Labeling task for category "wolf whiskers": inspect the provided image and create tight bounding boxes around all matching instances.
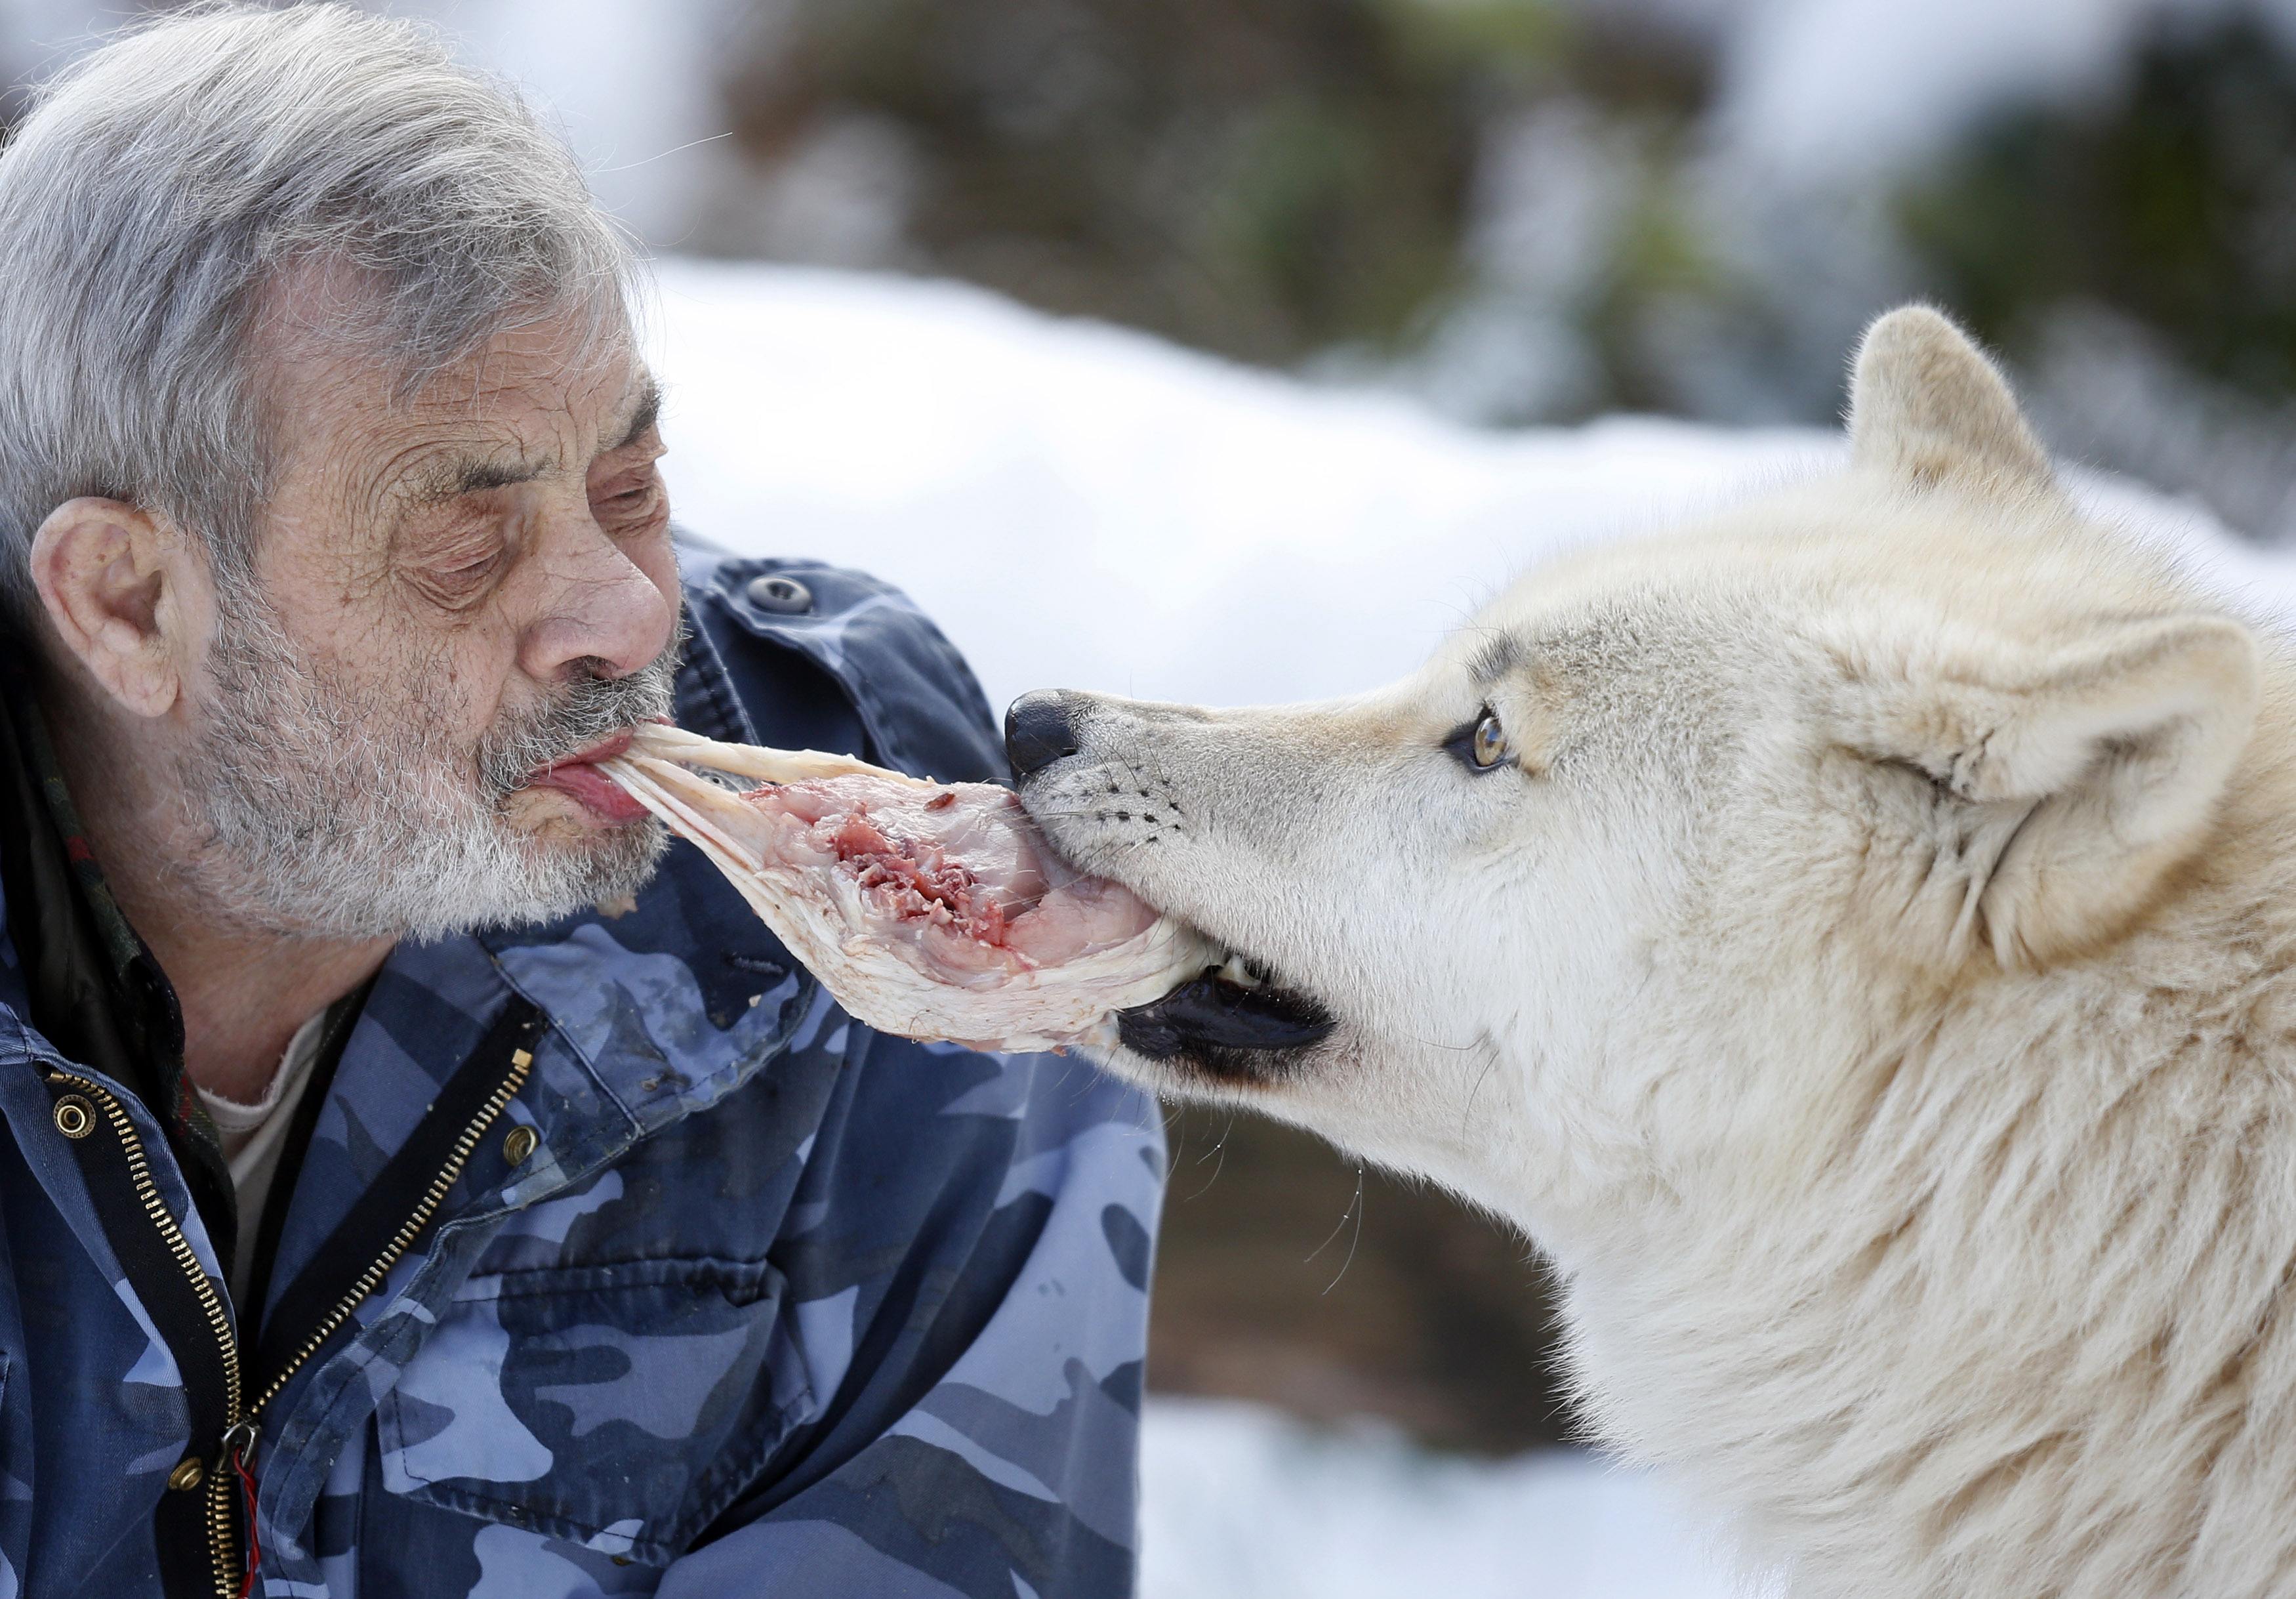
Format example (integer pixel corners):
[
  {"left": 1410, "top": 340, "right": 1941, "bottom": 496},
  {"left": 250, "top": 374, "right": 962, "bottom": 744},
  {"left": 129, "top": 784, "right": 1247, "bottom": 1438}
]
[{"left": 1306, "top": 1161, "right": 1366, "bottom": 1295}]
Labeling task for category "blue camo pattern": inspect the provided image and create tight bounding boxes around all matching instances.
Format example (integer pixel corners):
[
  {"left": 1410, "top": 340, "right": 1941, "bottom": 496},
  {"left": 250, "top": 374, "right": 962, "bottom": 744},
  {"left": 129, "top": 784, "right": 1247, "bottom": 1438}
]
[{"left": 0, "top": 550, "right": 1164, "bottom": 1596}]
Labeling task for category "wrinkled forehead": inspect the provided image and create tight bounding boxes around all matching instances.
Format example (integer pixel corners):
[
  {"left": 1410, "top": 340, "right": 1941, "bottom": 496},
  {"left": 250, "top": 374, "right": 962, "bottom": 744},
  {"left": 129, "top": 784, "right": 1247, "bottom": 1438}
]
[
  {"left": 243, "top": 262, "right": 647, "bottom": 547},
  {"left": 377, "top": 321, "right": 649, "bottom": 484},
  {"left": 257, "top": 270, "right": 638, "bottom": 450}
]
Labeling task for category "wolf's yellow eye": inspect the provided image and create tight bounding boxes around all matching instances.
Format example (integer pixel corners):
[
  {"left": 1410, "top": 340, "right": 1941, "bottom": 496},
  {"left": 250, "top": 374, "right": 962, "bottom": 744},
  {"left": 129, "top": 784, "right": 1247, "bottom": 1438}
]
[
  {"left": 1470, "top": 711, "right": 1510, "bottom": 769},
  {"left": 1443, "top": 706, "right": 1517, "bottom": 774}
]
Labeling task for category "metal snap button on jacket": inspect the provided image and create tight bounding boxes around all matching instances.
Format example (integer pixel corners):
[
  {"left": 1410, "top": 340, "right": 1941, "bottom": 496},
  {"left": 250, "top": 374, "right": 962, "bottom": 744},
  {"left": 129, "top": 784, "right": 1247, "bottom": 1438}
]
[
  {"left": 744, "top": 573, "right": 813, "bottom": 614},
  {"left": 503, "top": 1124, "right": 539, "bottom": 1167},
  {"left": 52, "top": 1094, "right": 92, "bottom": 1138},
  {"left": 167, "top": 1458, "right": 204, "bottom": 1493}
]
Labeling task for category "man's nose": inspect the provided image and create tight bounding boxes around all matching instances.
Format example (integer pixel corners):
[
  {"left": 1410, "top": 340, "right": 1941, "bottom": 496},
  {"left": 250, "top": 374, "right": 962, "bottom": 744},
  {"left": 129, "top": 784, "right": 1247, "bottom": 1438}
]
[
  {"left": 1005, "top": 690, "right": 1084, "bottom": 778},
  {"left": 520, "top": 522, "right": 678, "bottom": 684}
]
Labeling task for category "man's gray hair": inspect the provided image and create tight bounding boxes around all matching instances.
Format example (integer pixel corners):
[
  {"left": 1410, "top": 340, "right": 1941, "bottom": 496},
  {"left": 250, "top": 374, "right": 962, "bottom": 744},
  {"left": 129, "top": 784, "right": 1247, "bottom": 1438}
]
[{"left": 0, "top": 1, "right": 640, "bottom": 621}]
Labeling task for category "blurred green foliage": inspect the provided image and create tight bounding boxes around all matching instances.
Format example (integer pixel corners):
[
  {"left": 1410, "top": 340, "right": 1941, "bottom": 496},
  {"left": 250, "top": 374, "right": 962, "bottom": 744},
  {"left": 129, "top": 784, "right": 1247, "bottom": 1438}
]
[
  {"left": 1902, "top": 11, "right": 2296, "bottom": 401},
  {"left": 728, "top": 0, "right": 2296, "bottom": 445},
  {"left": 729, "top": 0, "right": 1569, "bottom": 363},
  {"left": 1578, "top": 129, "right": 1726, "bottom": 415}
]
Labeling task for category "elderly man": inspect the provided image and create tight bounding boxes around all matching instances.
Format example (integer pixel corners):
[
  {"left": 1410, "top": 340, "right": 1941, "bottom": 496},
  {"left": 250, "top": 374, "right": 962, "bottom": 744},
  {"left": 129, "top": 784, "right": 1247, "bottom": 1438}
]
[{"left": 0, "top": 7, "right": 1160, "bottom": 1596}]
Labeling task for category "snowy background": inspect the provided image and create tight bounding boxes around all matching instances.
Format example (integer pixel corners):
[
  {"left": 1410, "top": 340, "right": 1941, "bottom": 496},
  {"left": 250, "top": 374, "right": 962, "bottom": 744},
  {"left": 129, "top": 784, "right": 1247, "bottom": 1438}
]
[
  {"left": 645, "top": 256, "right": 2296, "bottom": 719},
  {"left": 647, "top": 257, "right": 1833, "bottom": 715},
  {"left": 8, "top": 2, "right": 2296, "bottom": 1592}
]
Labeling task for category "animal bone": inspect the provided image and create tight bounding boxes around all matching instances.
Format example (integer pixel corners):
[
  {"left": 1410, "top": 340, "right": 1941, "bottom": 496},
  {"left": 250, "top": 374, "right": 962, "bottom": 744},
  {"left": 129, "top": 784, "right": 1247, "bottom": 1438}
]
[{"left": 604, "top": 726, "right": 1215, "bottom": 1050}]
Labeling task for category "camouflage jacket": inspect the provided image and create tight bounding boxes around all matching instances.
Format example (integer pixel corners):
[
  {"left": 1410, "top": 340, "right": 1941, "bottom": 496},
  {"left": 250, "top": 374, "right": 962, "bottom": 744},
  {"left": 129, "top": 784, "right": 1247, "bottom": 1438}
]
[{"left": 0, "top": 549, "right": 1163, "bottom": 1598}]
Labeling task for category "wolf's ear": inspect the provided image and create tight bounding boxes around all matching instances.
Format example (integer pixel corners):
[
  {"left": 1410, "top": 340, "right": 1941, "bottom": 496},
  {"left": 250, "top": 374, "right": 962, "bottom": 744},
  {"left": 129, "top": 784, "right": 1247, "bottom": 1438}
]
[
  {"left": 1840, "top": 612, "right": 2258, "bottom": 967},
  {"left": 1847, "top": 306, "right": 2057, "bottom": 498}
]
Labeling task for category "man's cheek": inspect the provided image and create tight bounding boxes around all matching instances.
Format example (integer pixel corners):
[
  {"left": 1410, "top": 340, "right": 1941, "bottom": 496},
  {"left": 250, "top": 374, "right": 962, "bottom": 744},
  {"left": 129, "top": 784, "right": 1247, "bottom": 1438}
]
[{"left": 415, "top": 633, "right": 516, "bottom": 761}]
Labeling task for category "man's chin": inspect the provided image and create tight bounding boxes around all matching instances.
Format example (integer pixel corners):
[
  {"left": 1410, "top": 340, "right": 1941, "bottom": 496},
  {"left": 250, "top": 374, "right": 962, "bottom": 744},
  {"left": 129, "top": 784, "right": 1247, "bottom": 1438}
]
[
  {"left": 191, "top": 806, "right": 670, "bottom": 943},
  {"left": 562, "top": 823, "right": 670, "bottom": 919},
  {"left": 370, "top": 804, "right": 670, "bottom": 941},
  {"left": 514, "top": 807, "right": 670, "bottom": 902}
]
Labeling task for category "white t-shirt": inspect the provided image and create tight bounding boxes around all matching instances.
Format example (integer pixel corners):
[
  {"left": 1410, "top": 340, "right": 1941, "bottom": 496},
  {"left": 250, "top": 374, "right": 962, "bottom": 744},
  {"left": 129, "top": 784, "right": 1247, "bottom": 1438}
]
[{"left": 195, "top": 1008, "right": 332, "bottom": 1308}]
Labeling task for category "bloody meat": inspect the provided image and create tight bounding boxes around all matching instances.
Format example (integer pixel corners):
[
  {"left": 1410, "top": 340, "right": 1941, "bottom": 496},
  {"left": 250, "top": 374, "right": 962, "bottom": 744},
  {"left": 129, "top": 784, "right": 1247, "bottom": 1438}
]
[{"left": 604, "top": 728, "right": 1213, "bottom": 1049}]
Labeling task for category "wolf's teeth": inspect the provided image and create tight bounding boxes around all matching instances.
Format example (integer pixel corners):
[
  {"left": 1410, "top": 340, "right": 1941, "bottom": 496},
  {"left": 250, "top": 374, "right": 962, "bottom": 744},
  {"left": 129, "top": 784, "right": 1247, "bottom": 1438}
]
[{"left": 1215, "top": 953, "right": 1264, "bottom": 989}]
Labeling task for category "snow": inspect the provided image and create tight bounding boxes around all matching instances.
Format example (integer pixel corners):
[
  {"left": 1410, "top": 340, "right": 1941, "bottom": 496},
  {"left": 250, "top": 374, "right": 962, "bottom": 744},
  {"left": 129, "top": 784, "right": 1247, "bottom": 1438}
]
[
  {"left": 649, "top": 258, "right": 1834, "bottom": 718},
  {"left": 647, "top": 257, "right": 2288, "bottom": 722},
  {"left": 1138, "top": 1397, "right": 1763, "bottom": 1599}
]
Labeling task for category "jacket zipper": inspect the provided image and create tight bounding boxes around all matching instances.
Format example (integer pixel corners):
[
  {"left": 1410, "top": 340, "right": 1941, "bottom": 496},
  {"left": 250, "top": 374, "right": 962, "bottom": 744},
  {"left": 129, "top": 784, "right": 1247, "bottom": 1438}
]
[{"left": 49, "top": 1045, "right": 535, "bottom": 1598}]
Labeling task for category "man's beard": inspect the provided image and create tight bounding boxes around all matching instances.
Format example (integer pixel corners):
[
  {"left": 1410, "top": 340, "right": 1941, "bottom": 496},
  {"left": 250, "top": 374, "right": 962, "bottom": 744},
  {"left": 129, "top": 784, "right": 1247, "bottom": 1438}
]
[{"left": 176, "top": 585, "right": 677, "bottom": 942}]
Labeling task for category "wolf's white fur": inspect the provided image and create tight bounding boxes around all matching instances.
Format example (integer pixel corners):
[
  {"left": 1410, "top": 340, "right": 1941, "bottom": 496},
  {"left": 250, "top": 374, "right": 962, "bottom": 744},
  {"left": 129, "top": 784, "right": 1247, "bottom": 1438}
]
[{"left": 1025, "top": 308, "right": 2296, "bottom": 1597}]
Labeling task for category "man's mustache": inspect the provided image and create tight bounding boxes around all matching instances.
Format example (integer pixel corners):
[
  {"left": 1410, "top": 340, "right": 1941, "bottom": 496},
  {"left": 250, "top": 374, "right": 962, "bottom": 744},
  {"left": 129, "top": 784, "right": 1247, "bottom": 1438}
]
[{"left": 481, "top": 632, "right": 684, "bottom": 797}]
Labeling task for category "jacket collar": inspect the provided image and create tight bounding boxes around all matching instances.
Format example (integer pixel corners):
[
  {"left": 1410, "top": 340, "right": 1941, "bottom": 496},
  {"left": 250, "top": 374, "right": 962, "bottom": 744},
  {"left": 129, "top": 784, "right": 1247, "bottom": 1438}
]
[{"left": 0, "top": 661, "right": 239, "bottom": 1243}]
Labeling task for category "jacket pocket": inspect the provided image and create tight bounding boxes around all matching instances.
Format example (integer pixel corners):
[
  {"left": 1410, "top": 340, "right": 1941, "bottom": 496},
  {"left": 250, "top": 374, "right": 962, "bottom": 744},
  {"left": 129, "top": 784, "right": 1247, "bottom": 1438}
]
[{"left": 375, "top": 1255, "right": 809, "bottom": 1564}]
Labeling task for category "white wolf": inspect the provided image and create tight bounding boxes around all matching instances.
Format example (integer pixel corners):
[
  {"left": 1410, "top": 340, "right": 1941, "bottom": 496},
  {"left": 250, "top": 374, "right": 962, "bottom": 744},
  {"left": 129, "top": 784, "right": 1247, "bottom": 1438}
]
[{"left": 1008, "top": 308, "right": 2296, "bottom": 1598}]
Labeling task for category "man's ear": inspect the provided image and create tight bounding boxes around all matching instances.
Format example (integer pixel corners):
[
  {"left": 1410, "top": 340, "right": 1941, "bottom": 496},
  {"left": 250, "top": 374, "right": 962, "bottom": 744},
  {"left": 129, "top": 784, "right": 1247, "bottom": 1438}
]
[
  {"left": 1847, "top": 305, "right": 2059, "bottom": 500},
  {"left": 1836, "top": 612, "right": 2259, "bottom": 968},
  {"left": 28, "top": 497, "right": 208, "bottom": 718}
]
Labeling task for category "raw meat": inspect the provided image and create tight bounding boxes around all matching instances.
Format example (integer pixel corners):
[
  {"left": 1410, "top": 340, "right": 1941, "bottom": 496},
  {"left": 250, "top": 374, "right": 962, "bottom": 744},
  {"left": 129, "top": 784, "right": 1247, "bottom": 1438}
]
[{"left": 604, "top": 725, "right": 1214, "bottom": 1050}]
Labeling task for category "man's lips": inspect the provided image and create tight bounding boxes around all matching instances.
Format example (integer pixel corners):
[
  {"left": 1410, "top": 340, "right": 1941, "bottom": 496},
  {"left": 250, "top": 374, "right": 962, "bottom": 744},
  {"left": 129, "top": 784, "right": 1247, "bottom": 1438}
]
[{"left": 525, "top": 732, "right": 647, "bottom": 823}]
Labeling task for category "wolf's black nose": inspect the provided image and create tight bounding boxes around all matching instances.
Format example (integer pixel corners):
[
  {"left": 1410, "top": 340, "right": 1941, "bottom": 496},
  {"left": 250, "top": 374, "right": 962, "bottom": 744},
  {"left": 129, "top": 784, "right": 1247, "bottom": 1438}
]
[{"left": 1005, "top": 691, "right": 1080, "bottom": 779}]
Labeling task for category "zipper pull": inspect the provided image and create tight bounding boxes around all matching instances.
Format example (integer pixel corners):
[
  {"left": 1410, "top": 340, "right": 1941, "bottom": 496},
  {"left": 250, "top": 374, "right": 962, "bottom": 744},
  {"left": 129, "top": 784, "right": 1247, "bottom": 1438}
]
[{"left": 221, "top": 1421, "right": 260, "bottom": 1598}]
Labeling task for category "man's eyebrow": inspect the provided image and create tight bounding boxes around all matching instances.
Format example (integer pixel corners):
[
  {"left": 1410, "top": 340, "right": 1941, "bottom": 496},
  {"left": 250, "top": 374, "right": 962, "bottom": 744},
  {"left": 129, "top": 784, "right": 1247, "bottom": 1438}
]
[
  {"left": 409, "top": 453, "right": 550, "bottom": 505},
  {"left": 609, "top": 377, "right": 663, "bottom": 453}
]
